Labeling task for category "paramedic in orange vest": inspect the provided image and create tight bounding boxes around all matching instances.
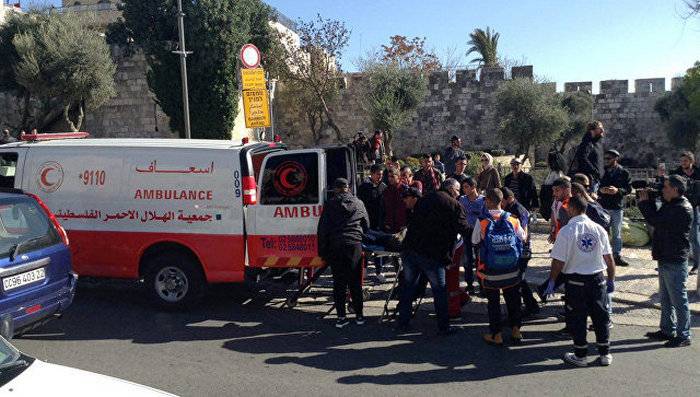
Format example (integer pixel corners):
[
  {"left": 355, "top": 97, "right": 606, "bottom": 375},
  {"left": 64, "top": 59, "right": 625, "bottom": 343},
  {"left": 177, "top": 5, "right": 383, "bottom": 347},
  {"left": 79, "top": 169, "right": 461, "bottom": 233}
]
[
  {"left": 538, "top": 177, "right": 573, "bottom": 302},
  {"left": 472, "top": 188, "right": 527, "bottom": 346}
]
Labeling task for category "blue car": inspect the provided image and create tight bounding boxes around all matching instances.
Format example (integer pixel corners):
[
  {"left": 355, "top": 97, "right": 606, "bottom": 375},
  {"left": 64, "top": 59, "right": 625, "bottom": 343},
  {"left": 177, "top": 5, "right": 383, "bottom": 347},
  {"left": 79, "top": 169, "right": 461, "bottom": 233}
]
[{"left": 0, "top": 190, "right": 76, "bottom": 338}]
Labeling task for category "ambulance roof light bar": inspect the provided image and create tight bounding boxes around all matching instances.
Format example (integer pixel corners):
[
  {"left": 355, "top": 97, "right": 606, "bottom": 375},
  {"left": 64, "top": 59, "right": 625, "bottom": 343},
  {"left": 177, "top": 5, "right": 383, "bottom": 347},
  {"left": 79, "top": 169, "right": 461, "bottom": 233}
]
[{"left": 20, "top": 132, "right": 90, "bottom": 142}]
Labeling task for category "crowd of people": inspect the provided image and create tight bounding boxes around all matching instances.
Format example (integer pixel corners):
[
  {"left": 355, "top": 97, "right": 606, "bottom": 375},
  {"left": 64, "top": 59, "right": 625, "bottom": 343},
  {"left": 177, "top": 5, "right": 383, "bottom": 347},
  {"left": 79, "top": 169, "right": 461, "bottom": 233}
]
[{"left": 323, "top": 120, "right": 695, "bottom": 367}]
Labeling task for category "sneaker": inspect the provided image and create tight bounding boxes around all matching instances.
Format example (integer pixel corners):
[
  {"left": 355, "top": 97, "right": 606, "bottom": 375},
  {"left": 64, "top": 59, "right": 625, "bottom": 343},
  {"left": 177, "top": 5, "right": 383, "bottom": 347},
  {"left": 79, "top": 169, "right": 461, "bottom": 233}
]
[
  {"left": 645, "top": 330, "right": 673, "bottom": 341},
  {"left": 355, "top": 316, "right": 365, "bottom": 325},
  {"left": 375, "top": 273, "right": 387, "bottom": 283},
  {"left": 664, "top": 337, "right": 692, "bottom": 348},
  {"left": 599, "top": 354, "right": 613, "bottom": 366},
  {"left": 335, "top": 318, "right": 350, "bottom": 329},
  {"left": 563, "top": 352, "right": 588, "bottom": 367},
  {"left": 614, "top": 254, "right": 629, "bottom": 267},
  {"left": 690, "top": 266, "right": 698, "bottom": 275},
  {"left": 483, "top": 332, "right": 504, "bottom": 346}
]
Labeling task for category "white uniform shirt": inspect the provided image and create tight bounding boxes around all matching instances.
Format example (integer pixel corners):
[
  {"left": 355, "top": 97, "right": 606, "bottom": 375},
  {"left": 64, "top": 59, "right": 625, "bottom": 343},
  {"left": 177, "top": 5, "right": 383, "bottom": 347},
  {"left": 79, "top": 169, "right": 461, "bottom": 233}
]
[{"left": 550, "top": 214, "right": 611, "bottom": 275}]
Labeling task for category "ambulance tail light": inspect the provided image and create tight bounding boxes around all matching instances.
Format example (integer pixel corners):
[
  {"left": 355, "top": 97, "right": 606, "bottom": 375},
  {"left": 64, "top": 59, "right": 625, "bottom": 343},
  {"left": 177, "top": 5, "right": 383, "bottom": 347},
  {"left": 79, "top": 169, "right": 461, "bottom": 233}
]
[
  {"left": 242, "top": 176, "right": 257, "bottom": 205},
  {"left": 25, "top": 192, "right": 70, "bottom": 246}
]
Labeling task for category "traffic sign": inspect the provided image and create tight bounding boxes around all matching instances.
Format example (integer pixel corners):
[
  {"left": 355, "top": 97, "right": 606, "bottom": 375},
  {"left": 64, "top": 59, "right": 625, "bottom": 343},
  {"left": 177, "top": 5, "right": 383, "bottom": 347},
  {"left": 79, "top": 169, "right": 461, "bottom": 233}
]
[
  {"left": 241, "top": 68, "right": 266, "bottom": 91},
  {"left": 242, "top": 89, "right": 271, "bottom": 128},
  {"left": 240, "top": 44, "right": 261, "bottom": 69}
]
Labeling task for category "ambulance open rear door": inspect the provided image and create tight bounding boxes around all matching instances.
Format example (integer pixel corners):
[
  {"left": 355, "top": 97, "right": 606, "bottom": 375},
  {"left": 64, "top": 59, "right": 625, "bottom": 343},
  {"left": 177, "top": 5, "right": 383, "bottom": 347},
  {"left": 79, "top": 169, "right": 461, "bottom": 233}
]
[{"left": 245, "top": 149, "right": 326, "bottom": 268}]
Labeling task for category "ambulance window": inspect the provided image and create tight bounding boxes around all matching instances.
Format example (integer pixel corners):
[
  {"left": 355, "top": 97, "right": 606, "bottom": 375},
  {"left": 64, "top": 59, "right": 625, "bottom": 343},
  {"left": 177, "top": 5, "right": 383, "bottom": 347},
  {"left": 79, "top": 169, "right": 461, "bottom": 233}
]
[
  {"left": 0, "top": 153, "right": 18, "bottom": 189},
  {"left": 260, "top": 153, "right": 319, "bottom": 205}
]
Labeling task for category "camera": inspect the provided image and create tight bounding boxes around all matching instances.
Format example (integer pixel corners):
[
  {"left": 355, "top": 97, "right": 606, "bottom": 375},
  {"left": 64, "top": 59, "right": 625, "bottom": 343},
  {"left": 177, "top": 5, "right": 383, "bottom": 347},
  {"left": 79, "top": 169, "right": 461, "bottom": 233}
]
[{"left": 632, "top": 180, "right": 661, "bottom": 201}]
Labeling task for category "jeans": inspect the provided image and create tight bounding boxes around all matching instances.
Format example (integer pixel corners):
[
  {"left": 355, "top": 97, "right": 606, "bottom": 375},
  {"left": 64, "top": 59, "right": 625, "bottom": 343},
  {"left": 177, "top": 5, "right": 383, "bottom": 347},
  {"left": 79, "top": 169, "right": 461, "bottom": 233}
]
[
  {"left": 607, "top": 209, "right": 624, "bottom": 256},
  {"left": 485, "top": 286, "right": 522, "bottom": 334},
  {"left": 328, "top": 243, "right": 364, "bottom": 318},
  {"left": 398, "top": 251, "right": 449, "bottom": 331},
  {"left": 565, "top": 272, "right": 610, "bottom": 357},
  {"left": 692, "top": 208, "right": 700, "bottom": 269},
  {"left": 658, "top": 261, "right": 692, "bottom": 340},
  {"left": 461, "top": 230, "right": 476, "bottom": 287}
]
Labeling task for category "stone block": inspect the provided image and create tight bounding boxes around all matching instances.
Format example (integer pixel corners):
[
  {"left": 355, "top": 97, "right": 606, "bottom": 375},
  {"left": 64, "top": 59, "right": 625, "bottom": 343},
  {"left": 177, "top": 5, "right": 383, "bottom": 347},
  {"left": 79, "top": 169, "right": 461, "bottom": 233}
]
[
  {"left": 634, "top": 78, "right": 665, "bottom": 94},
  {"left": 671, "top": 77, "right": 683, "bottom": 91},
  {"left": 511, "top": 65, "right": 533, "bottom": 80},
  {"left": 564, "top": 81, "right": 593, "bottom": 93},
  {"left": 600, "top": 80, "right": 629, "bottom": 94},
  {"left": 480, "top": 67, "right": 504, "bottom": 82}
]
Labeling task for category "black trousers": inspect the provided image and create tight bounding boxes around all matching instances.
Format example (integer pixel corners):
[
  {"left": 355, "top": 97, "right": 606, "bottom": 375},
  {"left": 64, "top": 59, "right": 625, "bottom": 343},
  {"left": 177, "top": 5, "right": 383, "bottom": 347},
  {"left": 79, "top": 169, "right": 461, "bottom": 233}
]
[
  {"left": 485, "top": 285, "right": 522, "bottom": 334},
  {"left": 519, "top": 254, "right": 539, "bottom": 311},
  {"left": 328, "top": 243, "right": 364, "bottom": 318},
  {"left": 462, "top": 228, "right": 476, "bottom": 286},
  {"left": 565, "top": 272, "right": 610, "bottom": 357}
]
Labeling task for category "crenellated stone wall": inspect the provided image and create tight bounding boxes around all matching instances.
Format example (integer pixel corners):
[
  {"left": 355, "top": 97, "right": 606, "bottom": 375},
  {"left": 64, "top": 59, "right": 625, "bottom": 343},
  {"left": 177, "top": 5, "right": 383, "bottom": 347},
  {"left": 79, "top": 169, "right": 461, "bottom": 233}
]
[{"left": 277, "top": 67, "right": 685, "bottom": 167}]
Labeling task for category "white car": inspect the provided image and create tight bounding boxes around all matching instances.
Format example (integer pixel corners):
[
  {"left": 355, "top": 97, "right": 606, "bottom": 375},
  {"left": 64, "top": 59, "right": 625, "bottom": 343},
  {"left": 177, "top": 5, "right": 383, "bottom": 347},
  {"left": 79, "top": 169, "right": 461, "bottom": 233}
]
[{"left": 0, "top": 337, "right": 175, "bottom": 396}]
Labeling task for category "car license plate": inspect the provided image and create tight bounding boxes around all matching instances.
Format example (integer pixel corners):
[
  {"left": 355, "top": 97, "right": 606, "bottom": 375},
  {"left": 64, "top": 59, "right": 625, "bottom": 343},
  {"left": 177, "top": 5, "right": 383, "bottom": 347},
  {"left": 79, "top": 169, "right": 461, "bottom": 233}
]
[{"left": 2, "top": 268, "right": 46, "bottom": 291}]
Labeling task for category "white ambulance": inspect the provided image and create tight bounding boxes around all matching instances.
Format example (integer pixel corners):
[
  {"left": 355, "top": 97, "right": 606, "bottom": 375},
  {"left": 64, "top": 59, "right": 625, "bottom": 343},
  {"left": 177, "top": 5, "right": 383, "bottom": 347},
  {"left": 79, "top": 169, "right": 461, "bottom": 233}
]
[{"left": 0, "top": 134, "right": 356, "bottom": 307}]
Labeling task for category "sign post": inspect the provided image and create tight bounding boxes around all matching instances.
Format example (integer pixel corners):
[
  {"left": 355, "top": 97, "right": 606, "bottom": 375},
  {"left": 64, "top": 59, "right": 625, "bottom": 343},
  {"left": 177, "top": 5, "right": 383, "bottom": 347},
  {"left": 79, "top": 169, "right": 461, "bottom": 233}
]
[{"left": 239, "top": 44, "right": 271, "bottom": 130}]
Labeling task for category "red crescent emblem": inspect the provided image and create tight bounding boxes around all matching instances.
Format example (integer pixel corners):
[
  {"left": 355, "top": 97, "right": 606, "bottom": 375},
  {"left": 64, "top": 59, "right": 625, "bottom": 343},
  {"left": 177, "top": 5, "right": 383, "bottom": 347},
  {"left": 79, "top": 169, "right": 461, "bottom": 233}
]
[{"left": 40, "top": 167, "right": 55, "bottom": 187}]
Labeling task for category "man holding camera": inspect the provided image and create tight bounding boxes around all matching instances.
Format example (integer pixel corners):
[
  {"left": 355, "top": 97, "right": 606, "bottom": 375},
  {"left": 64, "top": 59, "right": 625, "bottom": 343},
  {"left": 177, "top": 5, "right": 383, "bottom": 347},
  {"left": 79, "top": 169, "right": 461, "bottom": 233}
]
[
  {"left": 671, "top": 151, "right": 700, "bottom": 275},
  {"left": 638, "top": 175, "right": 693, "bottom": 348}
]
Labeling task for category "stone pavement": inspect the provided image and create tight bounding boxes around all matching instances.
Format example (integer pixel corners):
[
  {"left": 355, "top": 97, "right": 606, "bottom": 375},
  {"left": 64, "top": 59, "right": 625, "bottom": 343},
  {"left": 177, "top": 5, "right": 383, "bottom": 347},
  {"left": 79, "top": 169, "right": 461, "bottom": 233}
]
[{"left": 526, "top": 231, "right": 700, "bottom": 315}]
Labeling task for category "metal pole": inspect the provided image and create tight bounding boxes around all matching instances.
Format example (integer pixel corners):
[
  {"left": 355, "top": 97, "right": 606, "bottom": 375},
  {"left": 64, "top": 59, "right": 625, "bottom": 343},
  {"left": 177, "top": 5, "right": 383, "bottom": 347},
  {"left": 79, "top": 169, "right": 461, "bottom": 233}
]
[
  {"left": 268, "top": 78, "right": 277, "bottom": 141},
  {"left": 174, "top": 0, "right": 192, "bottom": 139}
]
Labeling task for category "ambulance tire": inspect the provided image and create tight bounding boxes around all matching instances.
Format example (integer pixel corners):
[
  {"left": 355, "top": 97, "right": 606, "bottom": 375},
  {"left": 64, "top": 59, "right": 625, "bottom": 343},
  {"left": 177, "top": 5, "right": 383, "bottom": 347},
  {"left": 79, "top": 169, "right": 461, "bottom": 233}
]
[{"left": 144, "top": 253, "right": 206, "bottom": 310}]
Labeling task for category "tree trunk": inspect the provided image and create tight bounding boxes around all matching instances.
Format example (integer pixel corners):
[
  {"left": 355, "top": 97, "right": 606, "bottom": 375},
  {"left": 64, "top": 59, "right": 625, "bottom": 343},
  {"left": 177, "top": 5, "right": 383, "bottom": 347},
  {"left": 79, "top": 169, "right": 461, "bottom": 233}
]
[
  {"left": 384, "top": 130, "right": 393, "bottom": 157},
  {"left": 64, "top": 104, "right": 78, "bottom": 132},
  {"left": 316, "top": 93, "right": 342, "bottom": 143},
  {"left": 19, "top": 92, "right": 31, "bottom": 131}
]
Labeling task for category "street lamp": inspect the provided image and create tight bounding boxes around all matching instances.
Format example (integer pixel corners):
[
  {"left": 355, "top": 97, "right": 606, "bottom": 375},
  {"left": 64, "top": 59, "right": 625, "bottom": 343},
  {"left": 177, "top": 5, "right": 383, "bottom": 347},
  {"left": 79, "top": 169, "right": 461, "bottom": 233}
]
[
  {"left": 268, "top": 78, "right": 278, "bottom": 142},
  {"left": 172, "top": 0, "right": 192, "bottom": 139}
]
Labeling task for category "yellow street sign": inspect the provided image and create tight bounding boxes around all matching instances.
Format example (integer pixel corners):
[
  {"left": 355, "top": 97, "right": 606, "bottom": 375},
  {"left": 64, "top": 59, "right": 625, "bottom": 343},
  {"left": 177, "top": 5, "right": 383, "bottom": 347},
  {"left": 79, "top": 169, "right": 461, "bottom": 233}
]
[
  {"left": 242, "top": 89, "right": 271, "bottom": 128},
  {"left": 241, "top": 68, "right": 266, "bottom": 91}
]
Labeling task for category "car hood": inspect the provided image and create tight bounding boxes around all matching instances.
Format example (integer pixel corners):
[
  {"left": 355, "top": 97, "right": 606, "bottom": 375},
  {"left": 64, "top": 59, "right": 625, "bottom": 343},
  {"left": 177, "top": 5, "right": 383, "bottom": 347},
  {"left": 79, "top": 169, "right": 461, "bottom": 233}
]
[{"left": 0, "top": 359, "right": 176, "bottom": 396}]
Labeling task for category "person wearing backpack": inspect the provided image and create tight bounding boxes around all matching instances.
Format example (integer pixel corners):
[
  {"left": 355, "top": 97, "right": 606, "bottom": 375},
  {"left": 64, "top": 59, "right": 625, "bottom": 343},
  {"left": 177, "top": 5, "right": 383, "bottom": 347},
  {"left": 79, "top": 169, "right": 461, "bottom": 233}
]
[
  {"left": 472, "top": 188, "right": 527, "bottom": 346},
  {"left": 543, "top": 195, "right": 616, "bottom": 366}
]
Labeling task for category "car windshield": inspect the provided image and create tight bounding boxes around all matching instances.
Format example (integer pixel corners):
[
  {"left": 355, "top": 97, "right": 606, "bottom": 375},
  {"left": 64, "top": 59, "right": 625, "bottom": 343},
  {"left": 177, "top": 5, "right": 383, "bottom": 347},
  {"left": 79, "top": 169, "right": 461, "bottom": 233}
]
[
  {"left": 0, "top": 337, "right": 20, "bottom": 368},
  {"left": 0, "top": 197, "right": 58, "bottom": 259}
]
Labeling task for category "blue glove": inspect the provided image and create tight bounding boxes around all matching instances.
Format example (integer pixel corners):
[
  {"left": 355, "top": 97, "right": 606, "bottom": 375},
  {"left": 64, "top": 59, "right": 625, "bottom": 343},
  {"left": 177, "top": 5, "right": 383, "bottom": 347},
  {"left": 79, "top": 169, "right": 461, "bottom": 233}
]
[
  {"left": 606, "top": 279, "right": 615, "bottom": 293},
  {"left": 543, "top": 278, "right": 556, "bottom": 296}
]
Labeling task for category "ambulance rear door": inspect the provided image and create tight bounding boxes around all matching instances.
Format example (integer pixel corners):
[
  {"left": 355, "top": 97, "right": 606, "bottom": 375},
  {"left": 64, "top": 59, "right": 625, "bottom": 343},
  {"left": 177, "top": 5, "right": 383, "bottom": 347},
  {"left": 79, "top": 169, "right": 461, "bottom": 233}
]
[
  {"left": 245, "top": 149, "right": 325, "bottom": 268},
  {"left": 0, "top": 147, "right": 27, "bottom": 190}
]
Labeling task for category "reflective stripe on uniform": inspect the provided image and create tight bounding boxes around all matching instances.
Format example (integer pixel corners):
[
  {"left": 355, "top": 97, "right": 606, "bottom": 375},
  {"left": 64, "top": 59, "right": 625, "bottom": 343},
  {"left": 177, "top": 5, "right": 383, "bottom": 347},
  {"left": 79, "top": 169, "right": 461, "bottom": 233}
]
[{"left": 567, "top": 280, "right": 585, "bottom": 286}]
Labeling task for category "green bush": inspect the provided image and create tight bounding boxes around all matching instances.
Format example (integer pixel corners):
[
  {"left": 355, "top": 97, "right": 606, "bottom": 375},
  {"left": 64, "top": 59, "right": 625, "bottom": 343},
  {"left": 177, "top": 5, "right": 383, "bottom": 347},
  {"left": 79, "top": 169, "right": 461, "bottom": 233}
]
[
  {"left": 464, "top": 151, "right": 483, "bottom": 177},
  {"left": 403, "top": 156, "right": 421, "bottom": 170}
]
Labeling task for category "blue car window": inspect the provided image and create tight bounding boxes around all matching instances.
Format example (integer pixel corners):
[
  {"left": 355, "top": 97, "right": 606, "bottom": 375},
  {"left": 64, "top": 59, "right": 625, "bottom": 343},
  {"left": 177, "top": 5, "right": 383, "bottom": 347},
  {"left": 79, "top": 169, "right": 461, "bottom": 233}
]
[{"left": 0, "top": 197, "right": 60, "bottom": 259}]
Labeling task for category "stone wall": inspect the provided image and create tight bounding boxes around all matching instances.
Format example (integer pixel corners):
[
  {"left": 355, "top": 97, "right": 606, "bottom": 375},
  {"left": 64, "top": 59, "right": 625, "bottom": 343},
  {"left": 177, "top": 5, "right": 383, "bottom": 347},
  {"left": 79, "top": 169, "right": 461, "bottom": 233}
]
[{"left": 276, "top": 67, "right": 684, "bottom": 167}]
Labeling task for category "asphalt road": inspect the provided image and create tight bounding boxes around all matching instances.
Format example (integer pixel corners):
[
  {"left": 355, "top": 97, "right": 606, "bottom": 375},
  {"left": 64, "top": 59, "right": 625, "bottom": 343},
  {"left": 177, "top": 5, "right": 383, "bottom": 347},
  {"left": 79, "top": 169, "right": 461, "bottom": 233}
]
[{"left": 10, "top": 278, "right": 700, "bottom": 396}]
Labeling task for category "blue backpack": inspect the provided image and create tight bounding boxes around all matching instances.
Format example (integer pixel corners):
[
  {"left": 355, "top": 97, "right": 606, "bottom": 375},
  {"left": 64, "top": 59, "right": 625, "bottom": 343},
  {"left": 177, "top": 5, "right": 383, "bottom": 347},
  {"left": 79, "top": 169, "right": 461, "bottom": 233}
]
[{"left": 479, "top": 212, "right": 523, "bottom": 289}]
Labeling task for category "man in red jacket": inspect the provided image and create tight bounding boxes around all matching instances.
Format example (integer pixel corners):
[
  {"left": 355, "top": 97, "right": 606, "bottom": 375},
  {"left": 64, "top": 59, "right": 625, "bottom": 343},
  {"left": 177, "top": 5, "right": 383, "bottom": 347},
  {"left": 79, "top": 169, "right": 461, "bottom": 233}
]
[{"left": 383, "top": 167, "right": 408, "bottom": 233}]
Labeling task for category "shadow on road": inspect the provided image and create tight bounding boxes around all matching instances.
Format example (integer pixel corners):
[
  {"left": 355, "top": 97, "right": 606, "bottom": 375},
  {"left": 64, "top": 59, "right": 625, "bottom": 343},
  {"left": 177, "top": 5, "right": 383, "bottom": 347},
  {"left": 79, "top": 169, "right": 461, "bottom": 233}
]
[{"left": 14, "top": 277, "right": 687, "bottom": 385}]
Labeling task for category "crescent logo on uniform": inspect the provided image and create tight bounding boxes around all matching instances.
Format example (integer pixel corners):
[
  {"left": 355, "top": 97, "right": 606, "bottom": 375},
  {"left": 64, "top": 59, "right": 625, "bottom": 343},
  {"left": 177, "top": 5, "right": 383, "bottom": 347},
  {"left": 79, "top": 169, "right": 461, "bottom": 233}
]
[
  {"left": 273, "top": 161, "right": 308, "bottom": 197},
  {"left": 36, "top": 161, "right": 64, "bottom": 193}
]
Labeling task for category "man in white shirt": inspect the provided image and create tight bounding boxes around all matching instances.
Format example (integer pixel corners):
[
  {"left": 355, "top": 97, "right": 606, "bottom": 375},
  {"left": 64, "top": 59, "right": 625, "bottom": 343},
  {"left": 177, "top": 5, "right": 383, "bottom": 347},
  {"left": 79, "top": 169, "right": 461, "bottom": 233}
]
[{"left": 544, "top": 195, "right": 616, "bottom": 367}]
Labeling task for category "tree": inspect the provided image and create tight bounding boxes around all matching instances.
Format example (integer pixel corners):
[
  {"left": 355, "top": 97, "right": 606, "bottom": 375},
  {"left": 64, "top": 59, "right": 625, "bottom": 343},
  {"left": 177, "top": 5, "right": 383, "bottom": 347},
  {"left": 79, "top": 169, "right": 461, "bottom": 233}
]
[
  {"left": 275, "top": 14, "right": 350, "bottom": 144},
  {"left": 686, "top": 0, "right": 700, "bottom": 17},
  {"left": 559, "top": 90, "right": 594, "bottom": 151},
  {"left": 495, "top": 78, "right": 569, "bottom": 159},
  {"left": 0, "top": 11, "right": 116, "bottom": 131},
  {"left": 381, "top": 35, "right": 441, "bottom": 73},
  {"left": 466, "top": 27, "right": 500, "bottom": 67},
  {"left": 111, "top": 0, "right": 278, "bottom": 139},
  {"left": 362, "top": 63, "right": 428, "bottom": 155},
  {"left": 655, "top": 62, "right": 700, "bottom": 150}
]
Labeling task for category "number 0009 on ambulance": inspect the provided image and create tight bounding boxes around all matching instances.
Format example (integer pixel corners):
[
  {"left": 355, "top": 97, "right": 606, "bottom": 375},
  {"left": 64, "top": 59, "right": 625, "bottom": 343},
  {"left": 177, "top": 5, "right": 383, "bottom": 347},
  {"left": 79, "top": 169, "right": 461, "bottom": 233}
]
[{"left": 0, "top": 138, "right": 356, "bottom": 308}]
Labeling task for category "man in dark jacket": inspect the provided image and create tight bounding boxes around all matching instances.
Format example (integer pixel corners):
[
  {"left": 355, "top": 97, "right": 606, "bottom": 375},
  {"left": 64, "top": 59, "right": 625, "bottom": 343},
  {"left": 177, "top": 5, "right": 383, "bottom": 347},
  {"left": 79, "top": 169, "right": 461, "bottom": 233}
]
[
  {"left": 414, "top": 154, "right": 444, "bottom": 194},
  {"left": 598, "top": 149, "right": 631, "bottom": 266},
  {"left": 671, "top": 151, "right": 700, "bottom": 275},
  {"left": 639, "top": 175, "right": 694, "bottom": 347},
  {"left": 571, "top": 120, "right": 605, "bottom": 191},
  {"left": 443, "top": 135, "right": 465, "bottom": 176},
  {"left": 317, "top": 178, "right": 370, "bottom": 328},
  {"left": 503, "top": 157, "right": 539, "bottom": 211},
  {"left": 357, "top": 164, "right": 386, "bottom": 230},
  {"left": 397, "top": 178, "right": 470, "bottom": 335}
]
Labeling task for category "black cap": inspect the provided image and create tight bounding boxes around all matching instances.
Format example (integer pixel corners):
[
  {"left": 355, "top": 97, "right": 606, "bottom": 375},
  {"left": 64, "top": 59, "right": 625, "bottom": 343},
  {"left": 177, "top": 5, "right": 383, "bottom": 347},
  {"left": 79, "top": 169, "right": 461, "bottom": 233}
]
[
  {"left": 333, "top": 178, "right": 349, "bottom": 189},
  {"left": 450, "top": 135, "right": 459, "bottom": 142},
  {"left": 605, "top": 149, "right": 621, "bottom": 158}
]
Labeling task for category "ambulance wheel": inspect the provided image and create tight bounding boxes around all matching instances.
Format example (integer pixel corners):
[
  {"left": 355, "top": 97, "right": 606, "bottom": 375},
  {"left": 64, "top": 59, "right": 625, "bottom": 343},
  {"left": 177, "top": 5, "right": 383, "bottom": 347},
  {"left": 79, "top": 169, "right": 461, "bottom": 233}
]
[{"left": 144, "top": 253, "right": 206, "bottom": 309}]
